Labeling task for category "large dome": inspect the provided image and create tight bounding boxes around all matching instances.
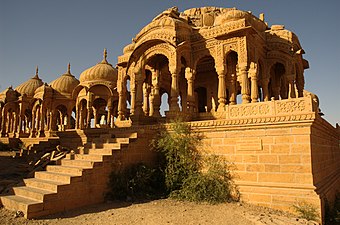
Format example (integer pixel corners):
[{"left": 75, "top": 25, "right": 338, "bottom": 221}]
[
  {"left": 79, "top": 49, "right": 117, "bottom": 84},
  {"left": 50, "top": 63, "right": 80, "bottom": 97},
  {"left": 15, "top": 67, "right": 44, "bottom": 98}
]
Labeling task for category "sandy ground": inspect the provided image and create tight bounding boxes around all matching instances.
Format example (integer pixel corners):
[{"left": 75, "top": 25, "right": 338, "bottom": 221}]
[
  {"left": 0, "top": 154, "right": 320, "bottom": 225},
  {"left": 0, "top": 199, "right": 316, "bottom": 225}
]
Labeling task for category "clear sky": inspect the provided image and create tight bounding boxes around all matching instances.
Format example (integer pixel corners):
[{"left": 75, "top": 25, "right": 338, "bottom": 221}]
[{"left": 0, "top": 0, "right": 339, "bottom": 126}]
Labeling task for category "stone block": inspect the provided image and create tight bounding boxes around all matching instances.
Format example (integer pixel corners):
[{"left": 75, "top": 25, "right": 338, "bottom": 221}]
[
  {"left": 258, "top": 173, "right": 295, "bottom": 183},
  {"left": 278, "top": 155, "right": 301, "bottom": 164},
  {"left": 264, "top": 164, "right": 281, "bottom": 172},
  {"left": 271, "top": 144, "right": 290, "bottom": 154},
  {"left": 259, "top": 155, "right": 278, "bottom": 163}
]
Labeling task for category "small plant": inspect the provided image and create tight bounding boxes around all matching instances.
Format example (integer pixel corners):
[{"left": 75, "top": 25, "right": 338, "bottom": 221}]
[
  {"left": 106, "top": 163, "right": 165, "bottom": 201},
  {"left": 0, "top": 142, "right": 11, "bottom": 151},
  {"left": 152, "top": 120, "right": 238, "bottom": 204},
  {"left": 293, "top": 201, "right": 319, "bottom": 221}
]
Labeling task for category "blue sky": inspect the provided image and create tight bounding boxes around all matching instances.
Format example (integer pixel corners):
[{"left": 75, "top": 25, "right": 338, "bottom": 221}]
[{"left": 0, "top": 0, "right": 339, "bottom": 125}]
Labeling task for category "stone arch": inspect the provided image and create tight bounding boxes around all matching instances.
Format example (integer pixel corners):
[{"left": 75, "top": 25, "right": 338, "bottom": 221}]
[
  {"left": 269, "top": 62, "right": 287, "bottom": 100},
  {"left": 225, "top": 50, "right": 239, "bottom": 105},
  {"left": 194, "top": 55, "right": 218, "bottom": 112},
  {"left": 193, "top": 50, "right": 214, "bottom": 71}
]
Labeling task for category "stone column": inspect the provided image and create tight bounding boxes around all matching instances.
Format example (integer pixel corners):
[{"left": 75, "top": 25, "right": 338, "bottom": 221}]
[
  {"left": 185, "top": 68, "right": 196, "bottom": 112},
  {"left": 261, "top": 78, "right": 270, "bottom": 101},
  {"left": 134, "top": 74, "right": 144, "bottom": 117},
  {"left": 287, "top": 75, "right": 296, "bottom": 98},
  {"left": 30, "top": 109, "right": 36, "bottom": 137},
  {"left": 216, "top": 68, "right": 227, "bottom": 111},
  {"left": 229, "top": 73, "right": 237, "bottom": 105},
  {"left": 117, "top": 81, "right": 125, "bottom": 120},
  {"left": 0, "top": 110, "right": 7, "bottom": 137},
  {"left": 249, "top": 62, "right": 259, "bottom": 103},
  {"left": 130, "top": 79, "right": 136, "bottom": 116},
  {"left": 75, "top": 103, "right": 79, "bottom": 129},
  {"left": 143, "top": 83, "right": 150, "bottom": 116},
  {"left": 149, "top": 69, "right": 161, "bottom": 117},
  {"left": 18, "top": 114, "right": 23, "bottom": 135},
  {"left": 169, "top": 67, "right": 180, "bottom": 111},
  {"left": 238, "top": 64, "right": 251, "bottom": 104},
  {"left": 38, "top": 107, "right": 45, "bottom": 137}
]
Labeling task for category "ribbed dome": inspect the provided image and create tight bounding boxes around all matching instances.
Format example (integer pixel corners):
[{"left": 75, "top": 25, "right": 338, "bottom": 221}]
[
  {"left": 15, "top": 67, "right": 43, "bottom": 98},
  {"left": 79, "top": 49, "right": 117, "bottom": 84},
  {"left": 35, "top": 83, "right": 52, "bottom": 94},
  {"left": 50, "top": 63, "right": 80, "bottom": 96}
]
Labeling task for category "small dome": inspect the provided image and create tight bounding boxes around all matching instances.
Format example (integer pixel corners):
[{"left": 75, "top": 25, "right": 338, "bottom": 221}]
[
  {"left": 50, "top": 63, "right": 80, "bottom": 96},
  {"left": 123, "top": 43, "right": 135, "bottom": 54},
  {"left": 0, "top": 86, "right": 19, "bottom": 102},
  {"left": 35, "top": 83, "right": 52, "bottom": 94},
  {"left": 15, "top": 67, "right": 44, "bottom": 98},
  {"left": 79, "top": 49, "right": 117, "bottom": 84}
]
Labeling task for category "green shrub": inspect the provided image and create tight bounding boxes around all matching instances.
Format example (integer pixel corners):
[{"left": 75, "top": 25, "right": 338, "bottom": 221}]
[
  {"left": 293, "top": 201, "right": 319, "bottom": 221},
  {"left": 106, "top": 163, "right": 165, "bottom": 201},
  {"left": 152, "top": 120, "right": 238, "bottom": 204},
  {"left": 152, "top": 120, "right": 202, "bottom": 193},
  {"left": 0, "top": 142, "right": 10, "bottom": 151}
]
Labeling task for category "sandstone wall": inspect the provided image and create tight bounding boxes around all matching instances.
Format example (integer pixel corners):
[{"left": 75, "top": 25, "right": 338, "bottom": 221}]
[
  {"left": 194, "top": 121, "right": 321, "bottom": 214},
  {"left": 310, "top": 117, "right": 340, "bottom": 218}
]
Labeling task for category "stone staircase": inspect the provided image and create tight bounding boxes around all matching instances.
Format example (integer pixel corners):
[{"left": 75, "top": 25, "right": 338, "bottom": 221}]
[{"left": 0, "top": 131, "right": 138, "bottom": 219}]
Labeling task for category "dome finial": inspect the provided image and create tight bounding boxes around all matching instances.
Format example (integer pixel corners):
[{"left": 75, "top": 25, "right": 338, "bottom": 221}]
[
  {"left": 34, "top": 66, "right": 39, "bottom": 78},
  {"left": 101, "top": 48, "right": 108, "bottom": 64},
  {"left": 67, "top": 63, "right": 71, "bottom": 74},
  {"left": 104, "top": 48, "right": 107, "bottom": 60}
]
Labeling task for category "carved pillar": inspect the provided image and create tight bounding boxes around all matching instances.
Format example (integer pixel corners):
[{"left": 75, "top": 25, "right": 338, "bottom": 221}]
[
  {"left": 143, "top": 83, "right": 150, "bottom": 116},
  {"left": 75, "top": 103, "right": 79, "bottom": 129},
  {"left": 130, "top": 78, "right": 136, "bottom": 116},
  {"left": 18, "top": 113, "right": 23, "bottom": 135},
  {"left": 261, "top": 78, "right": 270, "bottom": 101},
  {"left": 169, "top": 67, "right": 180, "bottom": 111},
  {"left": 107, "top": 98, "right": 112, "bottom": 127},
  {"left": 38, "top": 107, "right": 45, "bottom": 137},
  {"left": 296, "top": 71, "right": 304, "bottom": 98},
  {"left": 150, "top": 69, "right": 161, "bottom": 117},
  {"left": 238, "top": 64, "right": 251, "bottom": 104},
  {"left": 287, "top": 75, "right": 296, "bottom": 99},
  {"left": 134, "top": 70, "right": 145, "bottom": 116},
  {"left": 216, "top": 68, "right": 227, "bottom": 111},
  {"left": 185, "top": 68, "right": 196, "bottom": 113},
  {"left": 0, "top": 110, "right": 7, "bottom": 137},
  {"left": 229, "top": 73, "right": 237, "bottom": 105},
  {"left": 117, "top": 80, "right": 125, "bottom": 120},
  {"left": 30, "top": 108, "right": 36, "bottom": 137},
  {"left": 249, "top": 62, "right": 259, "bottom": 103},
  {"left": 107, "top": 106, "right": 113, "bottom": 127}
]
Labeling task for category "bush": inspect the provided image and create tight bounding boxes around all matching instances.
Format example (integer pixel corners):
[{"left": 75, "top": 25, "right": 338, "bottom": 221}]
[
  {"left": 293, "top": 201, "right": 319, "bottom": 221},
  {"left": 152, "top": 120, "right": 238, "bottom": 204},
  {"left": 106, "top": 163, "right": 165, "bottom": 201},
  {"left": 0, "top": 142, "right": 11, "bottom": 151},
  {"left": 152, "top": 120, "right": 202, "bottom": 192}
]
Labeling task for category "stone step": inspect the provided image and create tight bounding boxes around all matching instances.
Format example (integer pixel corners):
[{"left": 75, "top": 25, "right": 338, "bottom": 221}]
[
  {"left": 87, "top": 148, "right": 121, "bottom": 155},
  {"left": 75, "top": 154, "right": 111, "bottom": 161},
  {"left": 113, "top": 132, "right": 138, "bottom": 139},
  {"left": 13, "top": 186, "right": 57, "bottom": 202},
  {"left": 35, "top": 171, "right": 82, "bottom": 183},
  {"left": 90, "top": 142, "right": 122, "bottom": 149},
  {"left": 0, "top": 195, "right": 43, "bottom": 215},
  {"left": 24, "top": 178, "right": 68, "bottom": 192},
  {"left": 61, "top": 159, "right": 102, "bottom": 168},
  {"left": 92, "top": 137, "right": 130, "bottom": 144},
  {"left": 46, "top": 165, "right": 90, "bottom": 176}
]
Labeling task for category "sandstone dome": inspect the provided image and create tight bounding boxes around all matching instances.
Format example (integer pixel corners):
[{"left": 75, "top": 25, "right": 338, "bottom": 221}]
[
  {"left": 15, "top": 67, "right": 43, "bottom": 98},
  {"left": 79, "top": 49, "right": 117, "bottom": 84},
  {"left": 50, "top": 63, "right": 80, "bottom": 96}
]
